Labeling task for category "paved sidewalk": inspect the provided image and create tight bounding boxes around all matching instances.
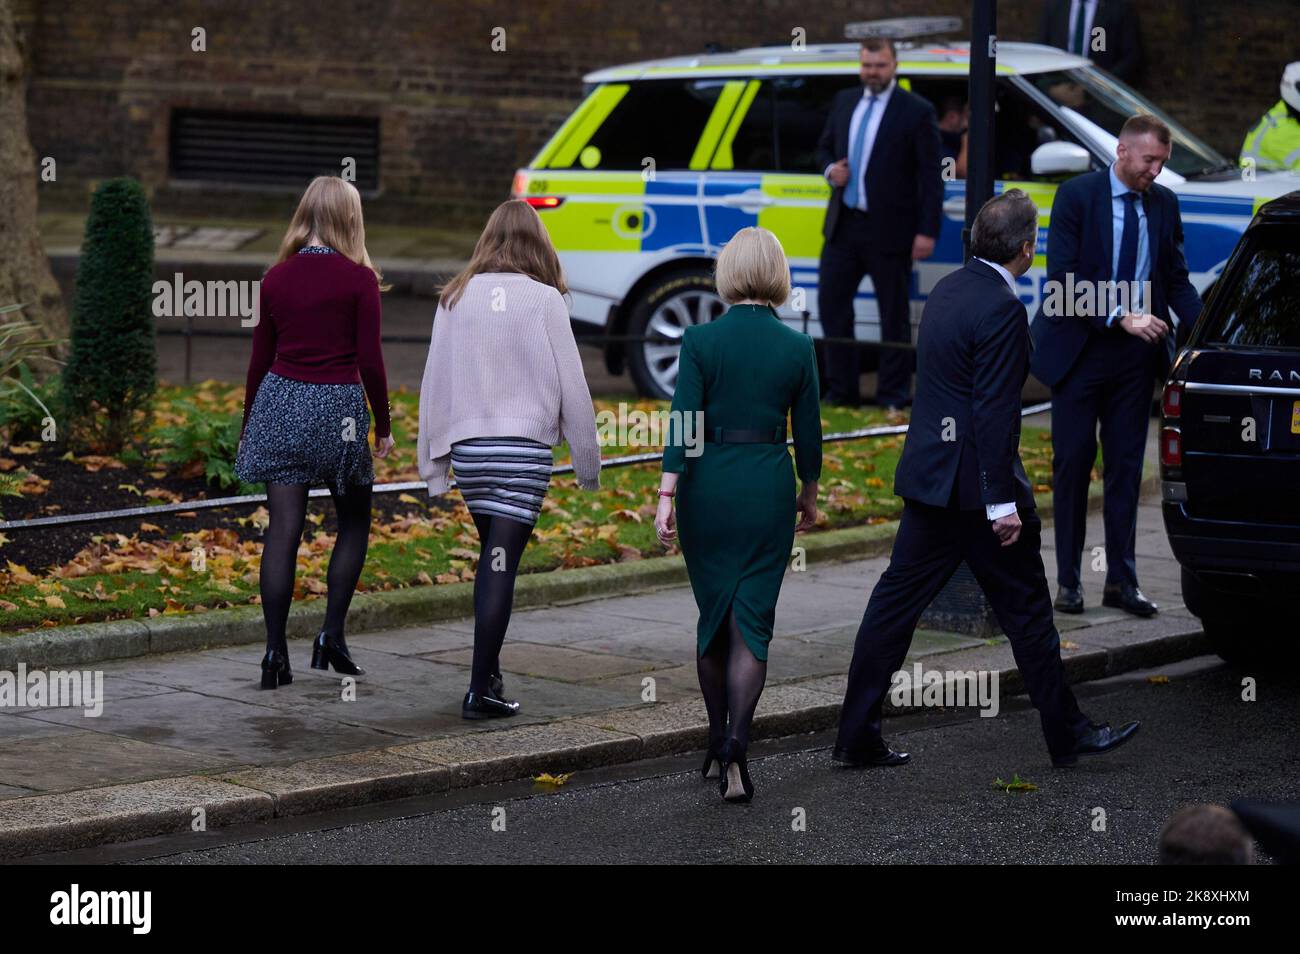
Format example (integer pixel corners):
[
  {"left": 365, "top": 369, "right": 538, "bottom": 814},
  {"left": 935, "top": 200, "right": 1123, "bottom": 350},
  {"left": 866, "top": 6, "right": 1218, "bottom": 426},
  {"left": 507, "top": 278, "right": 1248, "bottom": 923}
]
[{"left": 0, "top": 490, "right": 1204, "bottom": 855}]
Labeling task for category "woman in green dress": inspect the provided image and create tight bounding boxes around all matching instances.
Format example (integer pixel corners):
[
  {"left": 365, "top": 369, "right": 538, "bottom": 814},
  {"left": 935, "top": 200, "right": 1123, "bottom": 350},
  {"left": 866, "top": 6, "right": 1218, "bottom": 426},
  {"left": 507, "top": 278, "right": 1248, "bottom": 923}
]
[{"left": 655, "top": 227, "right": 822, "bottom": 803}]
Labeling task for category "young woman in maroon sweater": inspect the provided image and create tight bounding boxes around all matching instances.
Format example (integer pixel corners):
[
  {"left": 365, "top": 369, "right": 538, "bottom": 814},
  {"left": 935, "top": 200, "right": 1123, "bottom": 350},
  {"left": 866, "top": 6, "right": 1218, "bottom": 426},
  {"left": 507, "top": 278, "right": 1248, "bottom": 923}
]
[{"left": 235, "top": 176, "right": 394, "bottom": 689}]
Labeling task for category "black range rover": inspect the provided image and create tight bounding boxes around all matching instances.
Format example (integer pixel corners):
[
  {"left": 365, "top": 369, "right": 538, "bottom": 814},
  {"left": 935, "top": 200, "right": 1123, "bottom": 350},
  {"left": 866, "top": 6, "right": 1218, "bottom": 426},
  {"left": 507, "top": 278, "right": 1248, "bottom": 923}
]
[{"left": 1160, "top": 191, "right": 1300, "bottom": 663}]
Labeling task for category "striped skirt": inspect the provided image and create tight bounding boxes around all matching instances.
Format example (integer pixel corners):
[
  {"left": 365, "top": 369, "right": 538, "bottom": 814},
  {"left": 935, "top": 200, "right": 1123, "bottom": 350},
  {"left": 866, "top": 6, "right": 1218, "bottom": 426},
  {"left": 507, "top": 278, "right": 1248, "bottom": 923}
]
[{"left": 450, "top": 436, "right": 554, "bottom": 526}]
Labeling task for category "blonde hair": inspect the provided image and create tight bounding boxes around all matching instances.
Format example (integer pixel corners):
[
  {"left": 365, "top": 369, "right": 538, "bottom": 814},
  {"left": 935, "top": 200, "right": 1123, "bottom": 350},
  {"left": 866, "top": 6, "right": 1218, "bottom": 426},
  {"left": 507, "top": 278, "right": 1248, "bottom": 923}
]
[
  {"left": 274, "top": 176, "right": 388, "bottom": 290},
  {"left": 714, "top": 227, "right": 791, "bottom": 306},
  {"left": 439, "top": 199, "right": 568, "bottom": 310}
]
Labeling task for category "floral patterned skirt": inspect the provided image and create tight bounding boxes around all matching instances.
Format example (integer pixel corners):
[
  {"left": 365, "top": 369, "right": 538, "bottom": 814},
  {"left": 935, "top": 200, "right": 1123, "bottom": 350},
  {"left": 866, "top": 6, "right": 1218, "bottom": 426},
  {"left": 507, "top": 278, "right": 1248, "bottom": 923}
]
[{"left": 235, "top": 372, "right": 374, "bottom": 494}]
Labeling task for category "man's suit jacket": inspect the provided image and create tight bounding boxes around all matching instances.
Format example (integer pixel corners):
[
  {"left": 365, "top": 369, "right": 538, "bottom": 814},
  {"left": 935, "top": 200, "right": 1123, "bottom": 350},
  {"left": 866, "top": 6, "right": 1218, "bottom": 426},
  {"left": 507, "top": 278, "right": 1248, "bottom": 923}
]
[
  {"left": 814, "top": 84, "right": 942, "bottom": 253},
  {"left": 1038, "top": 0, "right": 1143, "bottom": 81},
  {"left": 1028, "top": 169, "right": 1202, "bottom": 387},
  {"left": 894, "top": 259, "right": 1035, "bottom": 513}
]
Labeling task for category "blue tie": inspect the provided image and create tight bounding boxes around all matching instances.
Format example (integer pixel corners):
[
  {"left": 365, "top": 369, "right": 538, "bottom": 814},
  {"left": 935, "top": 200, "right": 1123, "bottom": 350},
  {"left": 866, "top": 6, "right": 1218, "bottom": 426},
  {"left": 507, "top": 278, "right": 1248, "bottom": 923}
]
[
  {"left": 1116, "top": 191, "right": 1139, "bottom": 285},
  {"left": 844, "top": 95, "right": 877, "bottom": 210}
]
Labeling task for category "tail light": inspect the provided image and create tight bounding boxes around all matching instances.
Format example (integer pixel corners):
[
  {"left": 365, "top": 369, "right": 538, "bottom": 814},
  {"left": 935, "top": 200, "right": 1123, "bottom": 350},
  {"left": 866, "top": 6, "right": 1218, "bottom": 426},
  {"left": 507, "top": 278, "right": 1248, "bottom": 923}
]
[
  {"left": 524, "top": 195, "right": 564, "bottom": 209},
  {"left": 1160, "top": 427, "right": 1182, "bottom": 467},
  {"left": 1161, "top": 381, "right": 1183, "bottom": 420},
  {"left": 511, "top": 171, "right": 529, "bottom": 198}
]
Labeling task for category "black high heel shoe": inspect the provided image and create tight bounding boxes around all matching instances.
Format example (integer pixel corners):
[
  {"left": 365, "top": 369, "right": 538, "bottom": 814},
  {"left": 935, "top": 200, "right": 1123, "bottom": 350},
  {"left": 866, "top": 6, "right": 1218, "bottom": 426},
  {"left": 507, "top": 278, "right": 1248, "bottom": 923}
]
[
  {"left": 462, "top": 685, "right": 520, "bottom": 720},
  {"left": 310, "top": 630, "right": 364, "bottom": 676},
  {"left": 719, "top": 739, "right": 754, "bottom": 803},
  {"left": 701, "top": 739, "right": 724, "bottom": 780},
  {"left": 260, "top": 648, "right": 292, "bottom": 689}
]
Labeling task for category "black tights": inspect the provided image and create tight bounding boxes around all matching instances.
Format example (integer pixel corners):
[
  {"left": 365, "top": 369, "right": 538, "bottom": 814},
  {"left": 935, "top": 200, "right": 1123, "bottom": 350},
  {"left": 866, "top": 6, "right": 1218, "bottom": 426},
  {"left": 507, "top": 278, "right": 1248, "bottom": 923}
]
[
  {"left": 468, "top": 511, "right": 534, "bottom": 694},
  {"left": 260, "top": 482, "right": 372, "bottom": 653},
  {"left": 696, "top": 605, "right": 768, "bottom": 755}
]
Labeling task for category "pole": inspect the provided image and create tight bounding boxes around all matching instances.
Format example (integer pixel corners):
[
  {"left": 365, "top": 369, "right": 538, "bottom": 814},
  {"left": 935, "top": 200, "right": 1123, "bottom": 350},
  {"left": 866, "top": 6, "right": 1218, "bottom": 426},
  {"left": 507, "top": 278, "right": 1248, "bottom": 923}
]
[{"left": 964, "top": 0, "right": 997, "bottom": 261}]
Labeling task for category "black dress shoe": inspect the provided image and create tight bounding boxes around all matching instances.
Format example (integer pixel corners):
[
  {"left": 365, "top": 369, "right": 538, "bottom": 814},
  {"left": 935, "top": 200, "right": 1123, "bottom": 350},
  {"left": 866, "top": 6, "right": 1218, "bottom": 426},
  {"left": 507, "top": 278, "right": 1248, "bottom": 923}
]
[
  {"left": 462, "top": 687, "right": 520, "bottom": 720},
  {"left": 719, "top": 739, "right": 754, "bottom": 802},
  {"left": 1102, "top": 583, "right": 1158, "bottom": 618},
  {"left": 1053, "top": 720, "right": 1141, "bottom": 767},
  {"left": 310, "top": 630, "right": 365, "bottom": 676},
  {"left": 259, "top": 648, "right": 292, "bottom": 689},
  {"left": 831, "top": 741, "right": 911, "bottom": 768},
  {"left": 1054, "top": 584, "right": 1084, "bottom": 614}
]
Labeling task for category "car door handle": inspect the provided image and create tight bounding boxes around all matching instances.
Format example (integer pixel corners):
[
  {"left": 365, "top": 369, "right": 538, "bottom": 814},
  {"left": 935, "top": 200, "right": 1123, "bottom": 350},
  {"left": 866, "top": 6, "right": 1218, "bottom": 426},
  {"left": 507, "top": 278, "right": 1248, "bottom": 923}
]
[
  {"left": 942, "top": 197, "right": 966, "bottom": 220},
  {"left": 720, "top": 190, "right": 774, "bottom": 209}
]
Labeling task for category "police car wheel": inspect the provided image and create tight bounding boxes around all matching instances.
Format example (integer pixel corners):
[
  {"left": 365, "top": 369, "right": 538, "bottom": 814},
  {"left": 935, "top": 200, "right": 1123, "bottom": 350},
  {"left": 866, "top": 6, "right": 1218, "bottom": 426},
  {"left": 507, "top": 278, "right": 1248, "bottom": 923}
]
[{"left": 625, "top": 269, "right": 726, "bottom": 399}]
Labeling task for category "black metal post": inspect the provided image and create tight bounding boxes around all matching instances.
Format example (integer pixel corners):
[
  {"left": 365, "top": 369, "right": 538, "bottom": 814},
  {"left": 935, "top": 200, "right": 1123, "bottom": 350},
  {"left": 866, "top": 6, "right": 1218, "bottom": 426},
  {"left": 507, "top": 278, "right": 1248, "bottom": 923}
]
[
  {"left": 184, "top": 312, "right": 193, "bottom": 386},
  {"left": 963, "top": 0, "right": 997, "bottom": 261},
  {"left": 923, "top": 0, "right": 1006, "bottom": 641}
]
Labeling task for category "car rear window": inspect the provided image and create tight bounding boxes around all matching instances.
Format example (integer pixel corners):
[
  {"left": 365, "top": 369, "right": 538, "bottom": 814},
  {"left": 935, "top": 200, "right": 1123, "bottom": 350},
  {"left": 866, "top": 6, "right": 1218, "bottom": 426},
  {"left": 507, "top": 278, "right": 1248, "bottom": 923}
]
[{"left": 1203, "top": 226, "right": 1300, "bottom": 351}]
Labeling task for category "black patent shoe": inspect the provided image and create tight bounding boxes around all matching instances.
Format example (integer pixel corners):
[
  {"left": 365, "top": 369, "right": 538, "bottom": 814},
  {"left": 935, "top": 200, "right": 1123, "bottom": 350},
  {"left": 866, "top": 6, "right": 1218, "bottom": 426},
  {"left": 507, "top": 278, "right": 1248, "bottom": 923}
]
[
  {"left": 310, "top": 630, "right": 364, "bottom": 676},
  {"left": 1053, "top": 720, "right": 1141, "bottom": 768},
  {"left": 719, "top": 739, "right": 754, "bottom": 803},
  {"left": 462, "top": 687, "right": 520, "bottom": 720},
  {"left": 260, "top": 648, "right": 292, "bottom": 689},
  {"left": 1102, "top": 583, "right": 1158, "bottom": 618},
  {"left": 831, "top": 741, "right": 911, "bottom": 768}
]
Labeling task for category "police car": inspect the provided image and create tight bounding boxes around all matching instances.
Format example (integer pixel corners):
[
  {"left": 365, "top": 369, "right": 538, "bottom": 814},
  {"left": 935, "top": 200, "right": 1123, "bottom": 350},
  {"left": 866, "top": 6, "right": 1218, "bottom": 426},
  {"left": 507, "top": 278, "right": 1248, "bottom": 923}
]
[{"left": 511, "top": 25, "right": 1297, "bottom": 398}]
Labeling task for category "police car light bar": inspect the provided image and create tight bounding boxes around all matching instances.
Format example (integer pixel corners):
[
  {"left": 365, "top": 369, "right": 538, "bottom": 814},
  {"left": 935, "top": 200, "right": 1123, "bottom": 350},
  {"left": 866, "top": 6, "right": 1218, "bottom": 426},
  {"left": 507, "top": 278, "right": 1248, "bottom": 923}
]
[{"left": 845, "top": 17, "right": 962, "bottom": 40}]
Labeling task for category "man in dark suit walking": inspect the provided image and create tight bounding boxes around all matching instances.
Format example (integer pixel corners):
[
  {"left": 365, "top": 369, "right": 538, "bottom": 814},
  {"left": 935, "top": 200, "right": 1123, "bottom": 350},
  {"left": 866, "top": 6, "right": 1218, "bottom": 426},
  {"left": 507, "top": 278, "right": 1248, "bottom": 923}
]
[
  {"left": 1030, "top": 114, "right": 1202, "bottom": 618},
  {"left": 815, "top": 37, "right": 941, "bottom": 413},
  {"left": 834, "top": 190, "right": 1139, "bottom": 769},
  {"left": 1038, "top": 0, "right": 1143, "bottom": 82}
]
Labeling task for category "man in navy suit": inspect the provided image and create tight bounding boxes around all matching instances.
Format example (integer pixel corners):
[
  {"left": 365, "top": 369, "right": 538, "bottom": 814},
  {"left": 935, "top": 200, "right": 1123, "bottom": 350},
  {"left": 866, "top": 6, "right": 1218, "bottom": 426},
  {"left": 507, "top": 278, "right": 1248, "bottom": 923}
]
[
  {"left": 1038, "top": 0, "right": 1144, "bottom": 82},
  {"left": 1030, "top": 114, "right": 1202, "bottom": 618},
  {"left": 834, "top": 190, "right": 1139, "bottom": 769},
  {"left": 815, "top": 37, "right": 942, "bottom": 412}
]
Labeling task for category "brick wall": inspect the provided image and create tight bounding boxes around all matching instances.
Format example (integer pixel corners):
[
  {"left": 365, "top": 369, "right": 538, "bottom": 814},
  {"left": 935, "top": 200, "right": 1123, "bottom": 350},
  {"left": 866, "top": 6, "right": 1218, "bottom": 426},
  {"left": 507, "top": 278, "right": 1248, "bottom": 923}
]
[{"left": 13, "top": 0, "right": 1299, "bottom": 226}]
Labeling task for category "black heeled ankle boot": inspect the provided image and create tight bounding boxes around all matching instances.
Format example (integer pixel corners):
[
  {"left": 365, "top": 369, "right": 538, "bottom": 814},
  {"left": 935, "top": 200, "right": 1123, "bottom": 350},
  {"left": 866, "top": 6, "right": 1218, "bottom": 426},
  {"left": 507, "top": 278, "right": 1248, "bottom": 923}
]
[
  {"left": 462, "top": 684, "right": 520, "bottom": 720},
  {"left": 310, "top": 630, "right": 364, "bottom": 676},
  {"left": 260, "top": 648, "right": 292, "bottom": 689},
  {"left": 719, "top": 739, "right": 754, "bottom": 803}
]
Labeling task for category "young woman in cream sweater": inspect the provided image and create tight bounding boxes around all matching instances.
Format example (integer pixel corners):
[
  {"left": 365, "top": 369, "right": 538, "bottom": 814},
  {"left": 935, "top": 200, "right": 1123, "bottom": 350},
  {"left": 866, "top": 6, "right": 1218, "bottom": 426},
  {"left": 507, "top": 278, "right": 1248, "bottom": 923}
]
[{"left": 418, "top": 200, "right": 601, "bottom": 719}]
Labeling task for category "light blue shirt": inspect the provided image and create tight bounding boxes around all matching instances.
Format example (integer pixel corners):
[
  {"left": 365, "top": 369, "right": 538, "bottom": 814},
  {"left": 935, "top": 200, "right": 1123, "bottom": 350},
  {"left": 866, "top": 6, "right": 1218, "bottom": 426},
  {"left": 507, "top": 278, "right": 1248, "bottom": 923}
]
[
  {"left": 825, "top": 80, "right": 896, "bottom": 211},
  {"left": 1107, "top": 162, "right": 1151, "bottom": 324},
  {"left": 1067, "top": 0, "right": 1099, "bottom": 55}
]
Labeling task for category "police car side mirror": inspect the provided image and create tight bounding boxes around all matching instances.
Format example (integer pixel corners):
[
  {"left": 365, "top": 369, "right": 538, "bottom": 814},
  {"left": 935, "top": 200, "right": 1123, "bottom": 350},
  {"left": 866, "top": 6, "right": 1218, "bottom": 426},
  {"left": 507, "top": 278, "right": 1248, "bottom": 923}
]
[{"left": 1031, "top": 141, "right": 1092, "bottom": 175}]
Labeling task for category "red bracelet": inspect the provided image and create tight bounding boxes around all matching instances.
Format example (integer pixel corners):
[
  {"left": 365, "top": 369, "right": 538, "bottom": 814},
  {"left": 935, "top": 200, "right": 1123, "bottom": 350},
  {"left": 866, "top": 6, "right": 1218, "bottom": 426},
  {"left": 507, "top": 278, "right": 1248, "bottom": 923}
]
[{"left": 657, "top": 490, "right": 675, "bottom": 498}]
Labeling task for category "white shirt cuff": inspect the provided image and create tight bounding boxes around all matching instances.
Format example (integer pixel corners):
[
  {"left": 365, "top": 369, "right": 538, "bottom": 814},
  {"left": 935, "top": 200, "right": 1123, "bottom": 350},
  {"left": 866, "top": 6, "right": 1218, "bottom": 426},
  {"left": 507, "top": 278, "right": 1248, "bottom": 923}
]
[{"left": 986, "top": 502, "right": 1017, "bottom": 520}]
